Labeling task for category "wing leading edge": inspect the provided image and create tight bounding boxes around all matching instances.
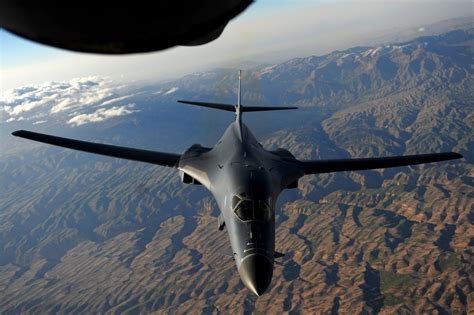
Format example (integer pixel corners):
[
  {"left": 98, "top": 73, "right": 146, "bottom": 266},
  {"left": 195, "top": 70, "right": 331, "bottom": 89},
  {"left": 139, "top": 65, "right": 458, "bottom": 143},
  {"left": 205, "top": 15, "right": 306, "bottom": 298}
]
[
  {"left": 12, "top": 130, "right": 181, "bottom": 168},
  {"left": 300, "top": 152, "right": 463, "bottom": 175}
]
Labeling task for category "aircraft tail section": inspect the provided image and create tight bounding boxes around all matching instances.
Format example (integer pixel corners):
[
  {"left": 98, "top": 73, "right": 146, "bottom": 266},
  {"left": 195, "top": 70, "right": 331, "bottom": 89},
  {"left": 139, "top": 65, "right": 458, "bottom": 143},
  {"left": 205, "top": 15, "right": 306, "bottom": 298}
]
[
  {"left": 177, "top": 100, "right": 236, "bottom": 112},
  {"left": 177, "top": 70, "right": 298, "bottom": 115},
  {"left": 242, "top": 106, "right": 298, "bottom": 112},
  {"left": 177, "top": 100, "right": 298, "bottom": 112},
  {"left": 237, "top": 69, "right": 242, "bottom": 116}
]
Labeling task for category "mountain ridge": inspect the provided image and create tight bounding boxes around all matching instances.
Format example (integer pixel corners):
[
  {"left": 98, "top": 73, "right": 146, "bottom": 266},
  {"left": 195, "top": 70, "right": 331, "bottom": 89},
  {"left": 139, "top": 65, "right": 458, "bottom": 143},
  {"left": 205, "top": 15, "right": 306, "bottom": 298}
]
[{"left": 0, "top": 28, "right": 472, "bottom": 314}]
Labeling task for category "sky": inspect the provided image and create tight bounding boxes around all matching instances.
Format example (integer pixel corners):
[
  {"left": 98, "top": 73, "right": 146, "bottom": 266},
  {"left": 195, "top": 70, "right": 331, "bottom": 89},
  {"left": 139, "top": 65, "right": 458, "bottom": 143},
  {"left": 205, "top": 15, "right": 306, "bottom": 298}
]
[{"left": 1, "top": 0, "right": 471, "bottom": 91}]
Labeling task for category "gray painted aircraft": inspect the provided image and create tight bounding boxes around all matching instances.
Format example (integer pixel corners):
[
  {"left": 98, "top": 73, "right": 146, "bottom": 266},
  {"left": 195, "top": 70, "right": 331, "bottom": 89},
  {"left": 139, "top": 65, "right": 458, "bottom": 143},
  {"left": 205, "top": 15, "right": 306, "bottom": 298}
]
[{"left": 12, "top": 71, "right": 463, "bottom": 296}]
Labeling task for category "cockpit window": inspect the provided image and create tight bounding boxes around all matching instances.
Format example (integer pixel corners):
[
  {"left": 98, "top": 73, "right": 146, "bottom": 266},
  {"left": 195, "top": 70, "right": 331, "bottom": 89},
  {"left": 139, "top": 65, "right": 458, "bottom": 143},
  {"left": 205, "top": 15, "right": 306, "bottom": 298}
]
[
  {"left": 231, "top": 195, "right": 241, "bottom": 209},
  {"left": 235, "top": 200, "right": 253, "bottom": 221},
  {"left": 233, "top": 195, "right": 271, "bottom": 222}
]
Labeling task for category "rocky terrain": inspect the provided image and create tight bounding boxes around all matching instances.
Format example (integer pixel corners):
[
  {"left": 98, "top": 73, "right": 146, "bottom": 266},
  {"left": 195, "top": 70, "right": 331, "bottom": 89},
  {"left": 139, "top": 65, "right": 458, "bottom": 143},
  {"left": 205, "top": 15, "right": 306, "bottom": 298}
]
[{"left": 0, "top": 29, "right": 473, "bottom": 314}]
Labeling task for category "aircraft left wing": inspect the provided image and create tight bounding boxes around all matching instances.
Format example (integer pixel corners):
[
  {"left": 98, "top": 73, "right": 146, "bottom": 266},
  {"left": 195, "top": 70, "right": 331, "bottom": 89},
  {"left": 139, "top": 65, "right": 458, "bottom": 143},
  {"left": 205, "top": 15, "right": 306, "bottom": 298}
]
[
  {"left": 300, "top": 152, "right": 463, "bottom": 175},
  {"left": 12, "top": 130, "right": 181, "bottom": 168}
]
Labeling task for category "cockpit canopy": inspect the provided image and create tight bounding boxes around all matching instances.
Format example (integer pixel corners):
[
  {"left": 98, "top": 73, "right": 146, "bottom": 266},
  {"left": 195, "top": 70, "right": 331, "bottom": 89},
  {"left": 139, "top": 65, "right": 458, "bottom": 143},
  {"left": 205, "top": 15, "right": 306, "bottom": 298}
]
[{"left": 232, "top": 194, "right": 272, "bottom": 222}]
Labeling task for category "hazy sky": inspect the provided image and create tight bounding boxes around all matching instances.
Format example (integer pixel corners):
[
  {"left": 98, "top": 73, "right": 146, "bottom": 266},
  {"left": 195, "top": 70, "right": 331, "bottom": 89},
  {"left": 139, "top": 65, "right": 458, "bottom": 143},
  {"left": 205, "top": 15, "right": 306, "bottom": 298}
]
[{"left": 1, "top": 0, "right": 471, "bottom": 90}]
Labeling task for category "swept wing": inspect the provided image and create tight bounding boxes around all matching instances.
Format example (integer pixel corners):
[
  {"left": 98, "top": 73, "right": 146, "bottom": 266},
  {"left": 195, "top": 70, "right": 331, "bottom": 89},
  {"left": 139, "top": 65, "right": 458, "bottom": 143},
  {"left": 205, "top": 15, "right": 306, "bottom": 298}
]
[{"left": 12, "top": 130, "right": 181, "bottom": 168}]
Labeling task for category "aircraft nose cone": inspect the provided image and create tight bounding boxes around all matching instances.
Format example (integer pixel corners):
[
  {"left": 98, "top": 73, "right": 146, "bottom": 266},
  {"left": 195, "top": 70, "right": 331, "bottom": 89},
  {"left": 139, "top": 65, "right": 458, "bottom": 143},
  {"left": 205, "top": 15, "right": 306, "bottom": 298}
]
[{"left": 239, "top": 254, "right": 273, "bottom": 296}]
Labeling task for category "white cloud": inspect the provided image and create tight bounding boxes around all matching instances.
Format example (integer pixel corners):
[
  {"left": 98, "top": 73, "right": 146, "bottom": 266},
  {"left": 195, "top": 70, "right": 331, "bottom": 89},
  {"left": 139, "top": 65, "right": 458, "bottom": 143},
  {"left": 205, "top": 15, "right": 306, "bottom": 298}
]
[
  {"left": 67, "top": 104, "right": 138, "bottom": 126},
  {"left": 6, "top": 116, "right": 25, "bottom": 122},
  {"left": 100, "top": 94, "right": 134, "bottom": 106},
  {"left": 0, "top": 76, "right": 128, "bottom": 123},
  {"left": 164, "top": 87, "right": 179, "bottom": 95},
  {"left": 32, "top": 120, "right": 48, "bottom": 125},
  {"left": 49, "top": 77, "right": 115, "bottom": 113}
]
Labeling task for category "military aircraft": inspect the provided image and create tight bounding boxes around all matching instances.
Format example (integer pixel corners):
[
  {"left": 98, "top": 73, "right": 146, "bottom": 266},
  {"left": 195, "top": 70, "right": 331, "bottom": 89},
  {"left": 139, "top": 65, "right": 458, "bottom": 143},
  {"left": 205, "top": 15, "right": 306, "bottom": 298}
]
[{"left": 12, "top": 71, "right": 462, "bottom": 296}]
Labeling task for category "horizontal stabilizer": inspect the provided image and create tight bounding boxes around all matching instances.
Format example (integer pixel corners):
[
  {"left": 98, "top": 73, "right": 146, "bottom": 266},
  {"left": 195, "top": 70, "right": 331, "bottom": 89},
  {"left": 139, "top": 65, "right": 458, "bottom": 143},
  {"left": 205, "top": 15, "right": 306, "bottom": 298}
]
[
  {"left": 243, "top": 106, "right": 298, "bottom": 112},
  {"left": 177, "top": 100, "right": 236, "bottom": 112},
  {"left": 301, "top": 152, "right": 463, "bottom": 175},
  {"left": 177, "top": 100, "right": 297, "bottom": 112}
]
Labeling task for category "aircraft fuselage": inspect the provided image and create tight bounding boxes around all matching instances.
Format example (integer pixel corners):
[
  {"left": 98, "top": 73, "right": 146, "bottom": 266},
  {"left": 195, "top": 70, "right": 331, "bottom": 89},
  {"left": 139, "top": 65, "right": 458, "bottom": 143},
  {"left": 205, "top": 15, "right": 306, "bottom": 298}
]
[{"left": 179, "top": 121, "right": 303, "bottom": 295}]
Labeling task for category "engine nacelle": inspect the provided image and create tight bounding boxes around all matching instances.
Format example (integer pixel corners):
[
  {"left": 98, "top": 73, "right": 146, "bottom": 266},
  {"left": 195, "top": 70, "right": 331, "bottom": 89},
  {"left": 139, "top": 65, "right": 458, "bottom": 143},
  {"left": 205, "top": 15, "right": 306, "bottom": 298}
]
[
  {"left": 286, "top": 180, "right": 298, "bottom": 189},
  {"left": 273, "top": 148, "right": 297, "bottom": 160},
  {"left": 272, "top": 148, "right": 299, "bottom": 189}
]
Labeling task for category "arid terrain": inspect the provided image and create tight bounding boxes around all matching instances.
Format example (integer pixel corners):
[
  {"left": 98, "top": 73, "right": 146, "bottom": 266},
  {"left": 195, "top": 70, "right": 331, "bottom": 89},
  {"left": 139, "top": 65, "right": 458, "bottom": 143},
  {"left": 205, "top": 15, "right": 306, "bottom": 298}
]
[{"left": 0, "top": 28, "right": 472, "bottom": 314}]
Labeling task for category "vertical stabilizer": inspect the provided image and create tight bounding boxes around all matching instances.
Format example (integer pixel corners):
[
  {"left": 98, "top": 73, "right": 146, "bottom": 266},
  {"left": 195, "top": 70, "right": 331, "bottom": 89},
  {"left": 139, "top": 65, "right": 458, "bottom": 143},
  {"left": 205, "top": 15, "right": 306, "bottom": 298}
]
[
  {"left": 236, "top": 70, "right": 243, "bottom": 140},
  {"left": 237, "top": 70, "right": 242, "bottom": 108},
  {"left": 236, "top": 70, "right": 242, "bottom": 122}
]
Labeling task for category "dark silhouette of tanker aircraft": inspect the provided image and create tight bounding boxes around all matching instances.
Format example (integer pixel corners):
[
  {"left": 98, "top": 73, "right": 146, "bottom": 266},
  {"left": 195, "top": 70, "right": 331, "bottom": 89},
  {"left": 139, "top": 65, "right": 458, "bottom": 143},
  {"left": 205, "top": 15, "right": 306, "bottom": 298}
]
[
  {"left": 12, "top": 71, "right": 462, "bottom": 296},
  {"left": 0, "top": 1, "right": 252, "bottom": 54}
]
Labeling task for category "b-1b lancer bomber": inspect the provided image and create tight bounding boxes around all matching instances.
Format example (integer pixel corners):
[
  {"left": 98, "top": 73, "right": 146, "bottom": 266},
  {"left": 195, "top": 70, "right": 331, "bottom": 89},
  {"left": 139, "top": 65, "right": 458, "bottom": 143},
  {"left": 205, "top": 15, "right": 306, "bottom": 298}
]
[{"left": 12, "top": 71, "right": 463, "bottom": 296}]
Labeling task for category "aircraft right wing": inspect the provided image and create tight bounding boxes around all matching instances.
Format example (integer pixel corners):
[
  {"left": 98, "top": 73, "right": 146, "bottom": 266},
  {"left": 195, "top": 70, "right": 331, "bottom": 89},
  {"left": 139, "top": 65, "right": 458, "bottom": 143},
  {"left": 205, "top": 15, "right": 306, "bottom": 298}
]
[
  {"left": 300, "top": 152, "right": 463, "bottom": 175},
  {"left": 12, "top": 130, "right": 181, "bottom": 168}
]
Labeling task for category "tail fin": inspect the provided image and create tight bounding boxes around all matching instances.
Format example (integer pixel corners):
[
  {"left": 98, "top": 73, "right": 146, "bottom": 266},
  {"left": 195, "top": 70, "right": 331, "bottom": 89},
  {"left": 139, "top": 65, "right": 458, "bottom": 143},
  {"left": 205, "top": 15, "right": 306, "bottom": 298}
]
[
  {"left": 237, "top": 69, "right": 242, "bottom": 120},
  {"left": 177, "top": 70, "right": 298, "bottom": 113}
]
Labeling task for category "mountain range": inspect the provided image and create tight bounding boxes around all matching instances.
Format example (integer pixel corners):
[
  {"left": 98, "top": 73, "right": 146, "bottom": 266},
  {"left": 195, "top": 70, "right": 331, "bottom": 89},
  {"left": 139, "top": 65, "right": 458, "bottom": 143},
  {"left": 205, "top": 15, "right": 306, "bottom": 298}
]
[{"left": 0, "top": 28, "right": 472, "bottom": 314}]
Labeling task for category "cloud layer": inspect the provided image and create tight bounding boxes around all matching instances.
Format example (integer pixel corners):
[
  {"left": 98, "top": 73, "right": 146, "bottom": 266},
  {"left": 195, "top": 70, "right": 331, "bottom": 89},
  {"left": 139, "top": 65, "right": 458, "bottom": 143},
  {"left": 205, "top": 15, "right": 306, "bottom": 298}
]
[
  {"left": 67, "top": 104, "right": 138, "bottom": 126},
  {"left": 1, "top": 77, "right": 138, "bottom": 126}
]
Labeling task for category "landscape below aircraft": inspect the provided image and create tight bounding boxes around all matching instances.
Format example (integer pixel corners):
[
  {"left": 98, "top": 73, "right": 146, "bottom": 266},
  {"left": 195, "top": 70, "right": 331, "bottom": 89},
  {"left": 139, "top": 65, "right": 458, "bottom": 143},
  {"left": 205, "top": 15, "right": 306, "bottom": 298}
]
[{"left": 12, "top": 71, "right": 463, "bottom": 296}]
